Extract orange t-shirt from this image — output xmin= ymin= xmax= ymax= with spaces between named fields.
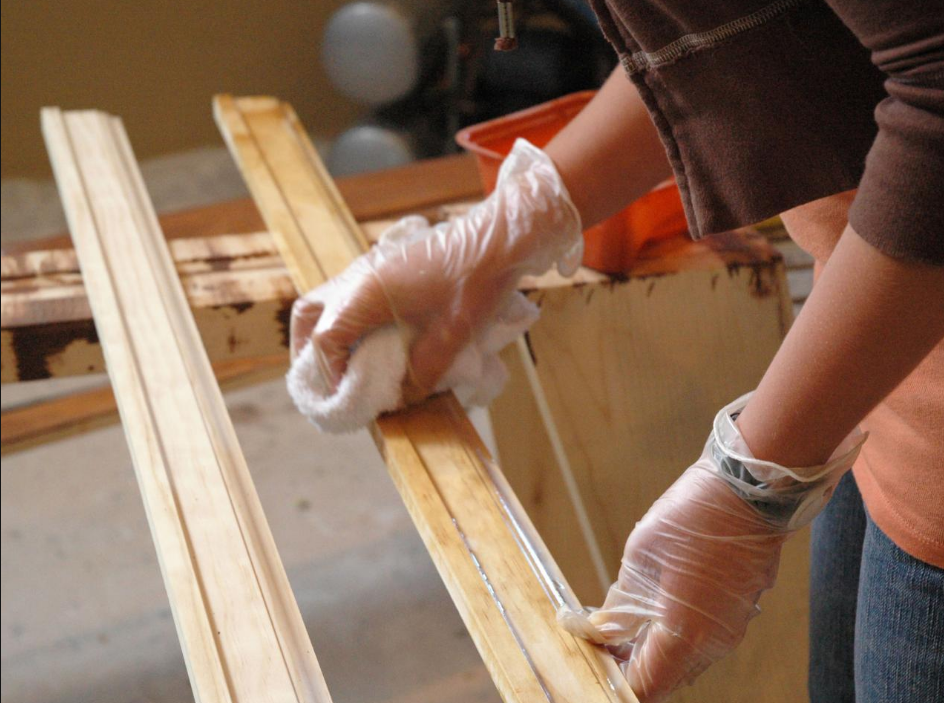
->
xmin=781 ymin=192 xmax=944 ymax=569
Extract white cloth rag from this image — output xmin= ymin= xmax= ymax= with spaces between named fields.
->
xmin=286 ymin=216 xmax=539 ymax=433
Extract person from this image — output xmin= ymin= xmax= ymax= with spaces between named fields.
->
xmin=293 ymin=1 xmax=943 ymax=701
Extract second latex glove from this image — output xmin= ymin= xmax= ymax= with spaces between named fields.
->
xmin=290 ymin=138 xmax=582 ymax=396
xmin=560 ymin=393 xmax=866 ymax=702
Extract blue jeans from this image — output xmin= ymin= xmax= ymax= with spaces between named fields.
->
xmin=809 ymin=471 xmax=944 ymax=703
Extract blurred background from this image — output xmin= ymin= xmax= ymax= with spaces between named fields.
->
xmin=2 ymin=0 xmax=614 ymax=180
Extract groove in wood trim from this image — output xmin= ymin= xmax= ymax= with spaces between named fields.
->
xmin=214 ymin=94 xmax=637 ymax=703
xmin=42 ymin=107 xmax=332 ymax=703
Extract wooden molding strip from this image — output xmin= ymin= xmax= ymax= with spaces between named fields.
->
xmin=41 ymin=107 xmax=332 ymax=703
xmin=214 ymin=94 xmax=637 ymax=703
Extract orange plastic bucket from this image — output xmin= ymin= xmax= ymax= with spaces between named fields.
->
xmin=455 ymin=91 xmax=688 ymax=273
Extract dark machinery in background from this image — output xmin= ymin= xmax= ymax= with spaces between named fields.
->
xmin=321 ymin=0 xmax=615 ymax=175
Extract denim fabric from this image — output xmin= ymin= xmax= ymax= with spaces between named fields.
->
xmin=810 ymin=471 xmax=866 ymax=703
xmin=809 ymin=471 xmax=944 ymax=703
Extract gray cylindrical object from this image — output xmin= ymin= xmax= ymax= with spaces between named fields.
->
xmin=327 ymin=124 xmax=415 ymax=176
xmin=322 ymin=2 xmax=420 ymax=106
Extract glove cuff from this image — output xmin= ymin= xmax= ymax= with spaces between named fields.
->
xmin=496 ymin=138 xmax=584 ymax=277
xmin=708 ymin=392 xmax=867 ymax=530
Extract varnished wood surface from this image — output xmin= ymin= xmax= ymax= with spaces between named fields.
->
xmin=2 ymin=233 xmax=295 ymax=382
xmin=215 ymin=94 xmax=638 ymax=703
xmin=1 ymin=218 xmax=781 ymax=384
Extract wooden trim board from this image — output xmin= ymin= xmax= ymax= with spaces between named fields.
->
xmin=1 ymin=354 xmax=287 ymax=456
xmin=41 ymin=107 xmax=332 ymax=702
xmin=214 ymin=94 xmax=638 ymax=703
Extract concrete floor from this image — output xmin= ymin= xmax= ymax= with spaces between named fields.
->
xmin=2 ymin=379 xmax=501 ymax=703
xmin=1 ymin=147 xmax=502 ymax=703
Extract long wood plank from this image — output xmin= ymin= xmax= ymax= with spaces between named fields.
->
xmin=0 ymin=153 xmax=481 ymax=257
xmin=0 ymin=214 xmax=439 ymax=382
xmin=41 ymin=107 xmax=332 ymax=703
xmin=1 ymin=233 xmax=295 ymax=382
xmin=1 ymin=354 xmax=287 ymax=456
xmin=1 ymin=218 xmax=781 ymax=384
xmin=214 ymin=94 xmax=637 ymax=703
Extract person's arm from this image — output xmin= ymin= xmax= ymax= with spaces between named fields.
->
xmin=737 ymin=0 xmax=944 ymax=465
xmin=567 ymin=230 xmax=943 ymax=702
xmin=292 ymin=69 xmax=670 ymax=394
xmin=738 ymin=224 xmax=944 ymax=467
xmin=545 ymin=67 xmax=672 ymax=228
xmin=565 ymin=4 xmax=944 ymax=700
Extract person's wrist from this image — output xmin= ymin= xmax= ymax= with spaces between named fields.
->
xmin=531 ymin=151 xmax=584 ymax=276
xmin=709 ymin=392 xmax=867 ymax=530
xmin=492 ymin=139 xmax=584 ymax=277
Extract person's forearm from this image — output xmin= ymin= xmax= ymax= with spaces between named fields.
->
xmin=737 ymin=226 xmax=944 ymax=468
xmin=544 ymin=67 xmax=671 ymax=229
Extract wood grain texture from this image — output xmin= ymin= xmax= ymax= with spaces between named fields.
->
xmin=336 ymin=152 xmax=481 ymax=222
xmin=491 ymin=232 xmax=807 ymax=702
xmin=214 ymin=94 xmax=637 ymax=703
xmin=41 ymin=107 xmax=332 ymax=703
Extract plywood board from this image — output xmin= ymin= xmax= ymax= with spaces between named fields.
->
xmin=491 ymin=233 xmax=807 ymax=702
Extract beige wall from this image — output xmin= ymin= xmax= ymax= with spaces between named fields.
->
xmin=2 ymin=0 xmax=365 ymax=178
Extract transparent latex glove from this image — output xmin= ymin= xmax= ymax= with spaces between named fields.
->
xmin=559 ymin=392 xmax=867 ymax=703
xmin=290 ymin=138 xmax=582 ymax=397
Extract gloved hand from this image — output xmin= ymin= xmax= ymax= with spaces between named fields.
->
xmin=559 ymin=393 xmax=866 ymax=702
xmin=290 ymin=139 xmax=582 ymax=397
